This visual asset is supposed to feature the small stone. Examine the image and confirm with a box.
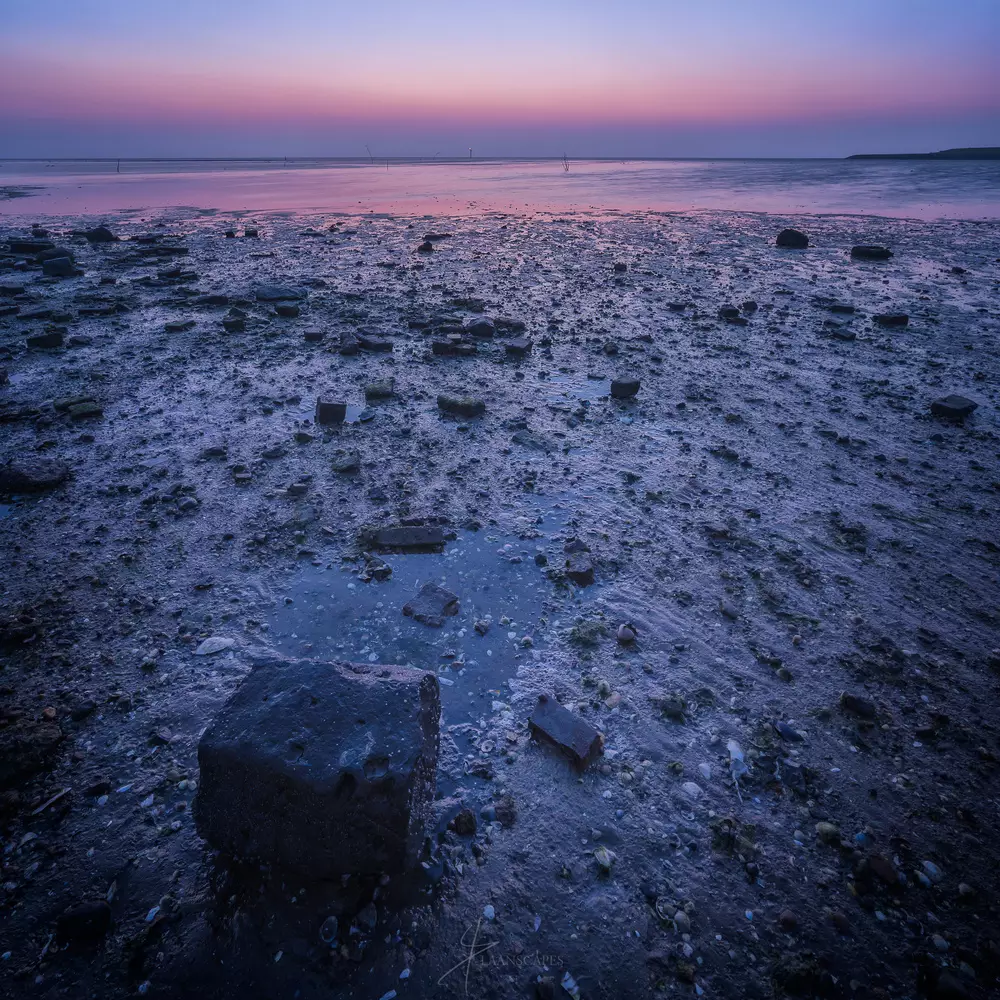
[613,262,627,273]
[450,807,477,836]
[673,910,692,933]
[402,583,459,627]
[194,637,235,656]
[594,845,616,872]
[681,781,703,800]
[778,908,798,930]
[84,226,118,243]
[776,228,808,248]
[840,691,877,718]
[275,303,300,318]
[466,318,495,338]
[417,241,434,253]
[815,821,840,844]
[331,450,361,473]
[610,377,640,399]
[616,624,636,644]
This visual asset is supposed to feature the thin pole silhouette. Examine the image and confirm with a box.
[365,145,374,165]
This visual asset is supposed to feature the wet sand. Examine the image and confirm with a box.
[1,208,998,1000]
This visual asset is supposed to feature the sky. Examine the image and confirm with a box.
[1,0,997,158]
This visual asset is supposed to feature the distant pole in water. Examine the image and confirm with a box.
[365,145,374,165]
[563,153,569,172]
[469,147,472,159]
[116,159,120,173]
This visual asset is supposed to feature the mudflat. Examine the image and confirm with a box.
[1,208,998,999]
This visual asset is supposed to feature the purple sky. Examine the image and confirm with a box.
[2,0,997,158]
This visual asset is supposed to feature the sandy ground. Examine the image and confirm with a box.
[1,208,999,1000]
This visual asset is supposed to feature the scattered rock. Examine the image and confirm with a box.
[26,328,65,348]
[331,450,361,473]
[42,257,77,277]
[84,226,118,243]
[402,583,459,626]
[776,228,809,248]
[528,694,604,767]
[563,539,595,586]
[851,245,893,261]
[193,637,235,656]
[610,377,640,399]
[930,395,977,421]
[315,399,347,424]
[874,313,908,327]
[840,691,877,718]
[438,394,485,417]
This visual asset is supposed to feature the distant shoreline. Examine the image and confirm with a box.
[847,147,1000,160]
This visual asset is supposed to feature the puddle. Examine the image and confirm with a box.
[267,503,597,782]
[542,372,611,403]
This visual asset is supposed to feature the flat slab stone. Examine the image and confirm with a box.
[930,395,977,420]
[196,658,439,876]
[850,245,893,260]
[528,694,604,767]
[368,525,447,551]
[403,582,459,626]
[438,394,486,417]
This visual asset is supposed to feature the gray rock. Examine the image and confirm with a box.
[403,582,459,626]
[874,313,908,327]
[37,246,75,263]
[528,694,604,767]
[564,538,595,585]
[930,395,977,421]
[438,394,485,417]
[196,658,439,876]
[505,337,533,356]
[0,457,70,492]
[331,450,361,473]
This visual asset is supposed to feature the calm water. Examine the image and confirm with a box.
[2,157,998,220]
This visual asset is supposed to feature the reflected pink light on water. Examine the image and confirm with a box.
[2,159,998,221]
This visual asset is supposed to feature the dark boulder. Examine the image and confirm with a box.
[84,226,118,243]
[610,377,640,399]
[42,257,77,277]
[874,313,908,327]
[196,658,440,876]
[0,457,70,492]
[776,228,809,248]
[851,245,893,260]
[930,395,977,421]
[315,399,347,424]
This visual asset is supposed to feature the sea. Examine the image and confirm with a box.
[1,157,998,220]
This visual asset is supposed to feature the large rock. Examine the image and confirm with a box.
[776,228,808,248]
[196,658,439,876]
[850,245,893,261]
[0,457,70,492]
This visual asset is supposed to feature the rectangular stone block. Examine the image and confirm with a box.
[196,658,439,876]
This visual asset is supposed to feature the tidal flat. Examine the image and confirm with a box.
[1,208,998,1000]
